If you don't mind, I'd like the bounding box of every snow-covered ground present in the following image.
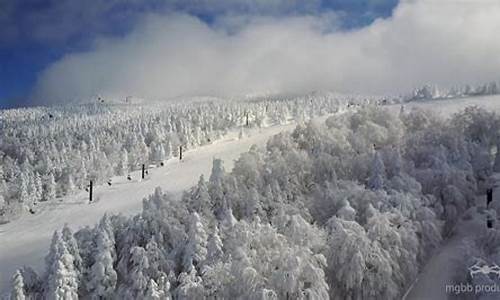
[403,193,490,300]
[0,122,301,293]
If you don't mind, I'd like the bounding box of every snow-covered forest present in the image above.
[7,102,500,299]
[0,94,363,223]
[406,81,500,102]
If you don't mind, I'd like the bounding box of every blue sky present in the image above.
[0,0,398,108]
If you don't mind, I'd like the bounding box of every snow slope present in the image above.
[0,122,301,293]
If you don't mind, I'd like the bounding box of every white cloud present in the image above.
[32,0,500,104]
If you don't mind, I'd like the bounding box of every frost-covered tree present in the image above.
[493,144,500,173]
[145,279,161,300]
[176,267,204,299]
[119,246,149,298]
[18,175,31,209]
[336,200,356,221]
[145,239,167,279]
[368,151,385,190]
[45,232,79,300]
[165,140,172,160]
[10,270,26,300]
[61,225,82,279]
[186,175,212,217]
[209,159,229,219]
[87,229,117,298]
[43,173,56,202]
[183,212,208,272]
[205,225,223,266]
[34,173,43,203]
[117,149,129,176]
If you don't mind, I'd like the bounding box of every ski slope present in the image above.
[0,121,303,293]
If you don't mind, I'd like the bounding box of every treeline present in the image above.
[406,81,500,101]
[9,105,500,299]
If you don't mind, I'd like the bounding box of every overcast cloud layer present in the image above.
[32,0,500,104]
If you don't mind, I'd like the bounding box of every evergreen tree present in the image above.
[188,175,212,216]
[176,267,204,300]
[117,148,129,176]
[368,151,385,190]
[43,173,57,202]
[146,239,166,279]
[34,173,43,203]
[145,279,161,300]
[165,140,172,160]
[10,270,26,300]
[124,246,149,298]
[66,174,76,194]
[183,212,208,272]
[157,274,172,299]
[209,159,228,219]
[88,229,117,298]
[493,145,500,172]
[205,225,223,266]
[19,174,31,208]
[61,225,82,278]
[45,233,79,300]
[158,144,166,162]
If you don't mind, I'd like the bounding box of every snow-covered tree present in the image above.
[61,225,82,278]
[34,173,43,203]
[183,212,208,272]
[18,175,31,208]
[10,270,26,300]
[186,175,212,217]
[87,229,117,298]
[176,267,204,299]
[493,145,500,172]
[43,173,56,202]
[145,279,161,300]
[45,231,79,300]
[117,149,129,176]
[368,151,385,190]
[120,246,149,298]
[209,159,229,219]
[205,225,223,266]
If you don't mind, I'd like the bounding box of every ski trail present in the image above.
[404,235,469,300]
[404,175,499,300]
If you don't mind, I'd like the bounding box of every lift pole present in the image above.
[179,146,183,161]
[142,164,145,179]
[89,180,93,202]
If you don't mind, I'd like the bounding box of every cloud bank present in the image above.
[32,0,500,104]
